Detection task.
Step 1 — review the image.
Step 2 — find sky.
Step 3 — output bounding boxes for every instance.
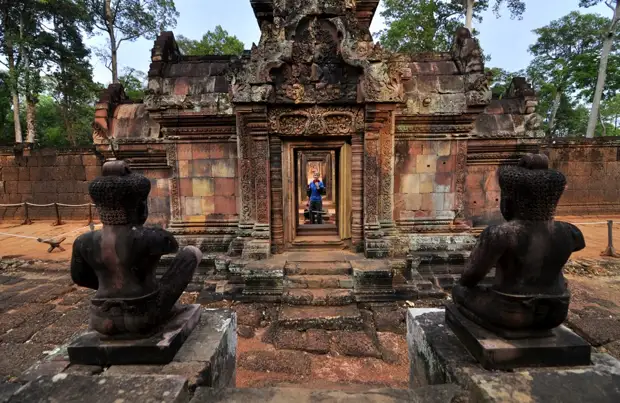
[86,0,612,85]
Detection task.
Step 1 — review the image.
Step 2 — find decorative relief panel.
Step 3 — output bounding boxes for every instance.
[268,106,364,136]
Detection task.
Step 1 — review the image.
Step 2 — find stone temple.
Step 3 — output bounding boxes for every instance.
[92,0,544,297]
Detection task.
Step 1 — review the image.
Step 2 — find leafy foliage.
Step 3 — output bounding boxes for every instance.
[177,26,245,56]
[377,0,526,53]
[86,0,179,82]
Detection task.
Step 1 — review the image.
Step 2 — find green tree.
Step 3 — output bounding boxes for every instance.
[45,0,97,146]
[378,0,526,53]
[486,67,524,98]
[86,0,179,83]
[176,25,244,56]
[527,12,610,136]
[579,0,620,138]
[119,67,147,101]
[0,71,13,144]
[601,92,620,135]
[465,1,526,30]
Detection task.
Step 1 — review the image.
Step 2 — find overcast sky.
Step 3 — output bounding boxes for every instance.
[86,0,612,85]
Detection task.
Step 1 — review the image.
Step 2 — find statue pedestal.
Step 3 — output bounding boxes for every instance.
[445,302,591,370]
[68,304,202,366]
[408,308,620,403]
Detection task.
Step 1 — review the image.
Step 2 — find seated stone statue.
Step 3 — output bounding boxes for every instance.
[452,153,585,337]
[71,160,202,337]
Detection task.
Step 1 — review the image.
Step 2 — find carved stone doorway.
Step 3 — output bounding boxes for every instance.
[280,138,356,250]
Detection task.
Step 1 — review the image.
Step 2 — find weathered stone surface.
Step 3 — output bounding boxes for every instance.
[332,331,382,358]
[68,304,202,366]
[0,383,19,403]
[19,360,70,383]
[469,353,620,403]
[408,308,620,403]
[446,303,591,370]
[237,325,255,339]
[191,385,463,403]
[238,351,311,376]
[6,374,188,403]
[162,308,236,389]
[278,305,363,331]
[373,304,406,334]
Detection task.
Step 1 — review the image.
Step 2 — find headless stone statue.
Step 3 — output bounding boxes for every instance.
[71,160,202,337]
[452,153,586,338]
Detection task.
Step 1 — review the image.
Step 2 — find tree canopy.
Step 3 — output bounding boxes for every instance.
[176,26,245,56]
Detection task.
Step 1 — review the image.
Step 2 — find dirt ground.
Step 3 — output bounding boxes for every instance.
[0,218,618,262]
[0,221,99,262]
[557,216,620,259]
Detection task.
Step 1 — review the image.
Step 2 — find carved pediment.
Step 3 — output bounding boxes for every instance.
[233,0,407,105]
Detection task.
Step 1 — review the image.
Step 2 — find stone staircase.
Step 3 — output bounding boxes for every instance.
[282,260,354,306]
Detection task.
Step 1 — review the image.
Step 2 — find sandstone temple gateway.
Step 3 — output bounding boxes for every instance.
[92,0,544,262]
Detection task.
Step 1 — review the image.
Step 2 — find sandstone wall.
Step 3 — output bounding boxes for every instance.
[176,142,239,222]
[543,138,620,217]
[0,148,102,221]
[394,140,459,222]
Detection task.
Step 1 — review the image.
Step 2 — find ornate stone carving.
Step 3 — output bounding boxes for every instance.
[451,27,484,75]
[231,0,404,105]
[454,140,468,222]
[166,143,181,221]
[268,106,364,135]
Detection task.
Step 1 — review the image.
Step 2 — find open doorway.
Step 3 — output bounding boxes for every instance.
[296,149,338,237]
[282,139,352,249]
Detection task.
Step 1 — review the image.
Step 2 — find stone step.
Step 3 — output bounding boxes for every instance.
[191,385,463,403]
[284,275,354,289]
[272,328,382,358]
[285,261,352,276]
[277,304,363,331]
[283,289,354,306]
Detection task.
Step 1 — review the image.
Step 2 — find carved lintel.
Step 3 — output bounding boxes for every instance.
[268,106,364,136]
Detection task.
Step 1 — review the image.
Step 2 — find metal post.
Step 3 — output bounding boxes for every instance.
[22,202,32,225]
[53,203,63,226]
[601,220,619,258]
[87,204,93,227]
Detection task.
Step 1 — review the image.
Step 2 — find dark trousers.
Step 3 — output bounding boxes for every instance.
[310,200,323,224]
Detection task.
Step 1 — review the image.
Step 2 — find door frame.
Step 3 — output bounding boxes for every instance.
[281,138,349,248]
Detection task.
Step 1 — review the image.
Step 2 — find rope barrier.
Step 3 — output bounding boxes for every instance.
[0,202,95,226]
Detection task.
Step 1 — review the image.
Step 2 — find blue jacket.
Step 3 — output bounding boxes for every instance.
[308,181,325,202]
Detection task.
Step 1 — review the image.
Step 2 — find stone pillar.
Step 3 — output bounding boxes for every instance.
[231,106,271,260]
[364,104,396,258]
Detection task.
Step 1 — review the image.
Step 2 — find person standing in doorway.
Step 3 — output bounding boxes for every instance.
[308,171,325,224]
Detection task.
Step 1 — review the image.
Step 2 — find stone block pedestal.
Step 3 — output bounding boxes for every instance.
[68,304,202,366]
[407,308,620,403]
[445,302,591,370]
[9,308,237,403]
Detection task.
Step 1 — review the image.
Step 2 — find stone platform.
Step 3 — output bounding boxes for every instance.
[407,308,620,402]
[5,374,189,403]
[190,385,463,403]
[68,304,202,366]
[445,302,591,370]
[12,308,237,400]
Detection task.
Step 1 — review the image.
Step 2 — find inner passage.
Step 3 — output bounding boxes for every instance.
[296,149,338,238]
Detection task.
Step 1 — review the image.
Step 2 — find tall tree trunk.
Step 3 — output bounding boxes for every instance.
[7,52,22,144]
[548,89,562,136]
[25,95,36,144]
[2,7,23,144]
[586,1,620,138]
[465,0,475,30]
[105,0,118,83]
